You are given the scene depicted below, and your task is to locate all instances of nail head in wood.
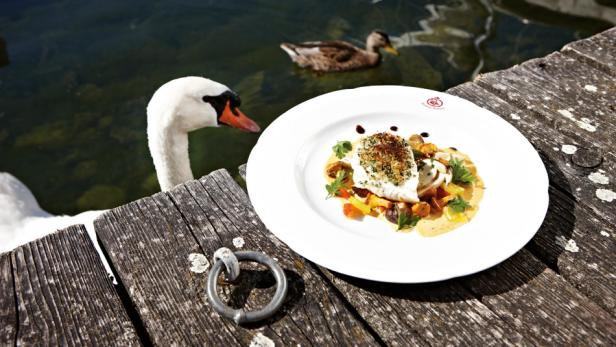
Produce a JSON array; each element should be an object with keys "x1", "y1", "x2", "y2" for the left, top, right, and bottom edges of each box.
[{"x1": 571, "y1": 147, "x2": 603, "y2": 168}]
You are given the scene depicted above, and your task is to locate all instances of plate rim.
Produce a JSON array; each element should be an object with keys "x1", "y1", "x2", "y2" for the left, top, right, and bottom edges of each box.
[{"x1": 247, "y1": 85, "x2": 549, "y2": 283}]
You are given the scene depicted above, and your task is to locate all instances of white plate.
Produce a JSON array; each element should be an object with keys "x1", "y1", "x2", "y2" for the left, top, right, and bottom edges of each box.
[{"x1": 246, "y1": 86, "x2": 548, "y2": 283}]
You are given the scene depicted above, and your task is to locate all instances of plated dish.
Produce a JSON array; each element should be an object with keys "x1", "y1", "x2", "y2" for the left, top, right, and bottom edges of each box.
[
  {"x1": 324, "y1": 130, "x2": 484, "y2": 236},
  {"x1": 247, "y1": 86, "x2": 549, "y2": 283}
]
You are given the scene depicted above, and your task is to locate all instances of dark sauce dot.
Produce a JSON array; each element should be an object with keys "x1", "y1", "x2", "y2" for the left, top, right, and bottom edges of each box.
[
  {"x1": 390, "y1": 126, "x2": 398, "y2": 131},
  {"x1": 449, "y1": 147, "x2": 457, "y2": 151},
  {"x1": 356, "y1": 125, "x2": 365, "y2": 134},
  {"x1": 420, "y1": 132, "x2": 429, "y2": 138}
]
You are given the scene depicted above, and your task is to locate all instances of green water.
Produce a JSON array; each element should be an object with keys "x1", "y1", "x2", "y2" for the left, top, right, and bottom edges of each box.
[{"x1": 0, "y1": 0, "x2": 612, "y2": 215}]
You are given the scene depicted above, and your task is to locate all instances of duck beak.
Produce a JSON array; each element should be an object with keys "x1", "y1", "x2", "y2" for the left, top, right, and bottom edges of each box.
[
  {"x1": 219, "y1": 100, "x2": 261, "y2": 133},
  {"x1": 384, "y1": 44, "x2": 399, "y2": 56}
]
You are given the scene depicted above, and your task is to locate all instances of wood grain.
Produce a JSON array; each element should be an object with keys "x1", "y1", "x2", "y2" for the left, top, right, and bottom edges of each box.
[
  {"x1": 0, "y1": 225, "x2": 140, "y2": 346},
  {"x1": 95, "y1": 169, "x2": 379, "y2": 346},
  {"x1": 448, "y1": 82, "x2": 616, "y2": 313},
  {"x1": 563, "y1": 27, "x2": 616, "y2": 75},
  {"x1": 0, "y1": 253, "x2": 17, "y2": 346}
]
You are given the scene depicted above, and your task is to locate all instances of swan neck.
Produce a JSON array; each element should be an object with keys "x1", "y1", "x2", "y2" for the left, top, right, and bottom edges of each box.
[{"x1": 149, "y1": 125, "x2": 193, "y2": 191}]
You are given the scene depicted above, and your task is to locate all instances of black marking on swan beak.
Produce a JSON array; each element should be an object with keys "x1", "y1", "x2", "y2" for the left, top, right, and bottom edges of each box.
[{"x1": 202, "y1": 90, "x2": 242, "y2": 121}]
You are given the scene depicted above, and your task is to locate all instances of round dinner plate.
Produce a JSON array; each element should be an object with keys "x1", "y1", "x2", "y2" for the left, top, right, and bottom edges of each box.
[{"x1": 246, "y1": 86, "x2": 549, "y2": 283}]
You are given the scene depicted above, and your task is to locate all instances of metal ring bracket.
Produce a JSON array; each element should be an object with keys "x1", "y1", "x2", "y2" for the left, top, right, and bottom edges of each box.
[
  {"x1": 206, "y1": 250, "x2": 288, "y2": 325},
  {"x1": 213, "y1": 247, "x2": 240, "y2": 281}
]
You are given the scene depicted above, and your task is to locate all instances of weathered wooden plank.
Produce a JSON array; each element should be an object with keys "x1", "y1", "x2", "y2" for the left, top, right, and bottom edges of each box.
[
  {"x1": 2, "y1": 225, "x2": 140, "y2": 346},
  {"x1": 460, "y1": 249, "x2": 616, "y2": 345},
  {"x1": 95, "y1": 169, "x2": 379, "y2": 346},
  {"x1": 475, "y1": 52, "x2": 616, "y2": 151},
  {"x1": 323, "y1": 271, "x2": 525, "y2": 346},
  {"x1": 325, "y1": 246, "x2": 616, "y2": 346},
  {"x1": 563, "y1": 27, "x2": 616, "y2": 75},
  {"x1": 448, "y1": 82, "x2": 616, "y2": 313},
  {"x1": 0, "y1": 253, "x2": 17, "y2": 346}
]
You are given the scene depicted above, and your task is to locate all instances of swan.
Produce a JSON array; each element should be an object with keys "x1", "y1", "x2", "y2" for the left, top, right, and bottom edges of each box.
[{"x1": 0, "y1": 76, "x2": 260, "y2": 276}]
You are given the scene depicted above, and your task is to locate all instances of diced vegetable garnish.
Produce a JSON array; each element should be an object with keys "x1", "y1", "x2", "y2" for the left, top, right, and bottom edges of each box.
[
  {"x1": 418, "y1": 143, "x2": 438, "y2": 155},
  {"x1": 430, "y1": 196, "x2": 446, "y2": 212},
  {"x1": 408, "y1": 134, "x2": 424, "y2": 148},
  {"x1": 368, "y1": 194, "x2": 393, "y2": 209},
  {"x1": 352, "y1": 186, "x2": 371, "y2": 197},
  {"x1": 343, "y1": 203, "x2": 364, "y2": 219},
  {"x1": 420, "y1": 187, "x2": 437, "y2": 200},
  {"x1": 436, "y1": 186, "x2": 450, "y2": 199},
  {"x1": 444, "y1": 206, "x2": 468, "y2": 223},
  {"x1": 442, "y1": 182, "x2": 465, "y2": 195},
  {"x1": 326, "y1": 161, "x2": 352, "y2": 180},
  {"x1": 337, "y1": 188, "x2": 351, "y2": 199},
  {"x1": 411, "y1": 202, "x2": 431, "y2": 218},
  {"x1": 348, "y1": 196, "x2": 371, "y2": 215}
]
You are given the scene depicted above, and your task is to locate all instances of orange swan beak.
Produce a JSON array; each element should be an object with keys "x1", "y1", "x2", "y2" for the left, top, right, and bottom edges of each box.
[{"x1": 219, "y1": 100, "x2": 260, "y2": 133}]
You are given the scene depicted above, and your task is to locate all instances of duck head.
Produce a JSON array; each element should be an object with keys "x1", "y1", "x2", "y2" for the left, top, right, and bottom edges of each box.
[{"x1": 366, "y1": 30, "x2": 399, "y2": 56}]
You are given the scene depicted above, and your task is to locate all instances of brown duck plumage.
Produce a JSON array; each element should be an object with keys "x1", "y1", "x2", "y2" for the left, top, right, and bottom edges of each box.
[{"x1": 280, "y1": 31, "x2": 399, "y2": 73}]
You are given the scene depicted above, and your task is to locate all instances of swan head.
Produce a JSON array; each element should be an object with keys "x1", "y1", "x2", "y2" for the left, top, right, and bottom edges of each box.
[{"x1": 147, "y1": 76, "x2": 260, "y2": 133}]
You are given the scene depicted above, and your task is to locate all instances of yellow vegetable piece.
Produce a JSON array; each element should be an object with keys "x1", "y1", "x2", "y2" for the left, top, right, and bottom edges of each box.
[
  {"x1": 367, "y1": 194, "x2": 392, "y2": 209},
  {"x1": 349, "y1": 196, "x2": 372, "y2": 215},
  {"x1": 443, "y1": 182, "x2": 465, "y2": 195},
  {"x1": 444, "y1": 206, "x2": 468, "y2": 223}
]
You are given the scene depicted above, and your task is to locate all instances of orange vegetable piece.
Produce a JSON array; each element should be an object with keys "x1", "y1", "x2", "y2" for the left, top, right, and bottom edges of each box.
[
  {"x1": 338, "y1": 188, "x2": 351, "y2": 199},
  {"x1": 411, "y1": 202, "x2": 431, "y2": 218},
  {"x1": 343, "y1": 203, "x2": 364, "y2": 219},
  {"x1": 420, "y1": 187, "x2": 437, "y2": 201},
  {"x1": 430, "y1": 196, "x2": 446, "y2": 212},
  {"x1": 418, "y1": 143, "x2": 438, "y2": 155},
  {"x1": 436, "y1": 186, "x2": 449, "y2": 199}
]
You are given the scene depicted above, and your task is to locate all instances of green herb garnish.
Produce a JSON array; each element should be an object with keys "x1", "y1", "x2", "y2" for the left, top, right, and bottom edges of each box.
[
  {"x1": 412, "y1": 148, "x2": 424, "y2": 158},
  {"x1": 397, "y1": 211, "x2": 421, "y2": 230},
  {"x1": 449, "y1": 157, "x2": 475, "y2": 184},
  {"x1": 333, "y1": 141, "x2": 352, "y2": 159},
  {"x1": 448, "y1": 196, "x2": 471, "y2": 213},
  {"x1": 325, "y1": 170, "x2": 347, "y2": 198}
]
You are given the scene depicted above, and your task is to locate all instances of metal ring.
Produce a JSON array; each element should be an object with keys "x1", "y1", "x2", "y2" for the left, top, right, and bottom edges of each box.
[
  {"x1": 213, "y1": 247, "x2": 240, "y2": 281},
  {"x1": 206, "y1": 250, "x2": 288, "y2": 325}
]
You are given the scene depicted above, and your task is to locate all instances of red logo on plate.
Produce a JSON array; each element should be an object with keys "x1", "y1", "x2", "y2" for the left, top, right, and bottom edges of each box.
[{"x1": 425, "y1": 96, "x2": 444, "y2": 109}]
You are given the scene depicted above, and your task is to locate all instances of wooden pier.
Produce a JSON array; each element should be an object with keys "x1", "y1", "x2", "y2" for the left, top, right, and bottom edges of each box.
[{"x1": 2, "y1": 27, "x2": 616, "y2": 346}]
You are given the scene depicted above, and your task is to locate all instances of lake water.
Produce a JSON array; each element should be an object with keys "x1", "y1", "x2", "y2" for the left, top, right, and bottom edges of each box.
[{"x1": 0, "y1": 0, "x2": 613, "y2": 215}]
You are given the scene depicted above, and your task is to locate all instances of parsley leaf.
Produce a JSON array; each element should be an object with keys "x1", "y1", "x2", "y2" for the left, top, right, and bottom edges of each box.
[
  {"x1": 325, "y1": 170, "x2": 347, "y2": 198},
  {"x1": 333, "y1": 141, "x2": 352, "y2": 159},
  {"x1": 412, "y1": 148, "x2": 424, "y2": 159},
  {"x1": 448, "y1": 196, "x2": 471, "y2": 213},
  {"x1": 397, "y1": 210, "x2": 421, "y2": 230},
  {"x1": 449, "y1": 157, "x2": 475, "y2": 184}
]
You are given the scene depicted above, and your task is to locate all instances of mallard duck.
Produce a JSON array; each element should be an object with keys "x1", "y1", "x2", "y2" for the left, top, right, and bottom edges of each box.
[{"x1": 280, "y1": 31, "x2": 399, "y2": 72}]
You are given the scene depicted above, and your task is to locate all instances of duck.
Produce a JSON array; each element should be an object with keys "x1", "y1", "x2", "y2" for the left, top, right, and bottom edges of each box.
[
  {"x1": 0, "y1": 77, "x2": 260, "y2": 276},
  {"x1": 280, "y1": 30, "x2": 399, "y2": 72}
]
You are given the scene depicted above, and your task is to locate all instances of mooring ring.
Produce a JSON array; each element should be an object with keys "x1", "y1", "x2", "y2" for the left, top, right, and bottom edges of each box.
[{"x1": 206, "y1": 250, "x2": 288, "y2": 324}]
